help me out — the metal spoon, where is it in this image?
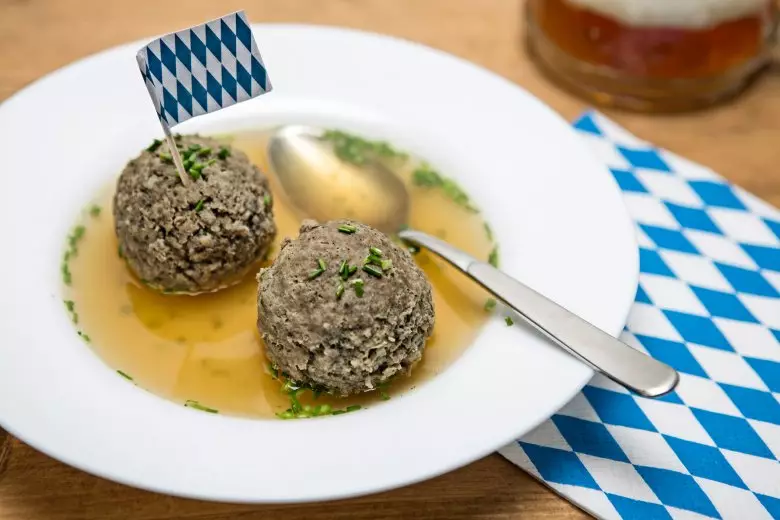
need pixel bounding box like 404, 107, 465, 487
399, 230, 679, 398
267, 125, 679, 398
267, 125, 409, 233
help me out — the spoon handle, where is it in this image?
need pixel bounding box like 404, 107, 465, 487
398, 230, 679, 398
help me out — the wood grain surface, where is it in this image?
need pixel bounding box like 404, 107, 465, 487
0, 1, 777, 519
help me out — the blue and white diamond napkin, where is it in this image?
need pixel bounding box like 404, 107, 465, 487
500, 111, 780, 520
136, 10, 271, 130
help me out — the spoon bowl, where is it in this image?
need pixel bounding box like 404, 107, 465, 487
267, 125, 410, 233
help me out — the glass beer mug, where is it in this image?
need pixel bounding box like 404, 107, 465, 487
526, 0, 778, 111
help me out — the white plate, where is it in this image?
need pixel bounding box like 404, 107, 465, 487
0, 24, 637, 503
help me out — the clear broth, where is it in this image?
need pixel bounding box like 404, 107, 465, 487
65, 131, 494, 418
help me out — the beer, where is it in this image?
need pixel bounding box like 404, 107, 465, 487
526, 0, 777, 111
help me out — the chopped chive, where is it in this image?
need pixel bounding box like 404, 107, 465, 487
365, 254, 382, 267
380, 259, 393, 271
317, 258, 327, 271
338, 224, 357, 234
369, 246, 383, 257
484, 298, 497, 312
159, 152, 173, 164
197, 147, 212, 157
338, 260, 347, 275
146, 139, 163, 152
184, 399, 219, 413
117, 370, 133, 380
89, 205, 101, 218
194, 199, 204, 212
277, 410, 294, 419
336, 282, 345, 299
206, 158, 217, 166
118, 245, 124, 259
346, 405, 361, 412
308, 269, 324, 280
314, 404, 332, 415
218, 147, 231, 160
64, 300, 75, 312
488, 245, 499, 268
351, 278, 364, 297
484, 222, 494, 242
505, 316, 514, 326
363, 265, 383, 278
263, 194, 271, 208
182, 158, 194, 171
77, 331, 91, 342
188, 144, 202, 152
348, 265, 358, 275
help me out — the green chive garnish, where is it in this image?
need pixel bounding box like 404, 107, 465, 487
365, 254, 382, 267
263, 194, 271, 208
197, 147, 212, 157
484, 222, 494, 242
336, 282, 345, 299
338, 260, 347, 275
182, 158, 194, 171
484, 298, 497, 312
314, 404, 332, 415
363, 265, 383, 278
89, 205, 101, 218
184, 400, 218, 414
218, 147, 231, 160
64, 300, 75, 312
369, 247, 383, 257
488, 245, 499, 268
188, 144, 202, 152
206, 158, 217, 166
194, 199, 204, 212
338, 224, 357, 234
317, 258, 327, 271
159, 152, 173, 164
146, 139, 163, 152
505, 316, 514, 326
308, 269, 324, 280
380, 259, 393, 271
78, 332, 91, 342
117, 370, 133, 380
352, 278, 364, 297
348, 265, 358, 275
346, 405, 361, 412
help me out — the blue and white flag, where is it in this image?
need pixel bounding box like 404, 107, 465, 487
136, 10, 272, 130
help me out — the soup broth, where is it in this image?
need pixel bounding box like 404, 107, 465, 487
64, 130, 495, 419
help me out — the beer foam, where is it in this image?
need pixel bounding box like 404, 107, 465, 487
566, 0, 769, 28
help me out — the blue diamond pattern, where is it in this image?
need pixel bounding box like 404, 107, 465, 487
689, 181, 747, 210
502, 112, 780, 520
573, 113, 603, 135
582, 386, 656, 431
635, 335, 707, 377
137, 11, 271, 129
744, 357, 780, 393
691, 408, 774, 459
618, 146, 672, 172
756, 494, 780, 519
741, 244, 780, 272
665, 202, 722, 234
607, 494, 672, 520
690, 286, 758, 323
715, 263, 779, 298
519, 443, 599, 489
663, 310, 733, 351
664, 436, 747, 489
635, 285, 652, 304
636, 466, 721, 518
720, 383, 780, 425
552, 415, 629, 462
639, 248, 675, 277
611, 168, 648, 193
640, 225, 700, 254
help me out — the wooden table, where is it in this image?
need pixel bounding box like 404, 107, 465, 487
0, 1, 777, 518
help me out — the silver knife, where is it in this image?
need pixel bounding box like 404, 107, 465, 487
399, 229, 679, 398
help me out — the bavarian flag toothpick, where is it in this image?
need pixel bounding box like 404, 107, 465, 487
136, 10, 272, 183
